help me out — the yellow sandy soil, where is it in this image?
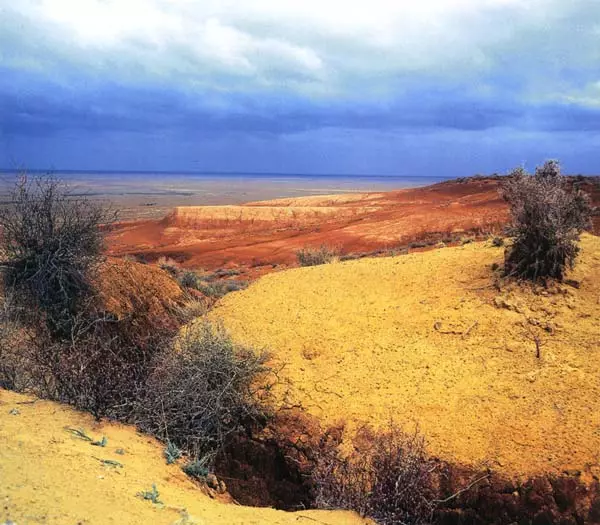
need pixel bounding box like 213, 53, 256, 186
210, 234, 600, 480
0, 389, 366, 525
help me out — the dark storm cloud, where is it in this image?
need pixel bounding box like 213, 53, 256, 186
2, 0, 600, 174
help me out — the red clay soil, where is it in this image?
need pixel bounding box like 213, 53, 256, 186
106, 177, 600, 273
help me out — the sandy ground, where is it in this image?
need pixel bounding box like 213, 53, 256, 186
209, 234, 600, 481
0, 389, 367, 525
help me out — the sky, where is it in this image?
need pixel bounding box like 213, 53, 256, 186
1, 0, 600, 176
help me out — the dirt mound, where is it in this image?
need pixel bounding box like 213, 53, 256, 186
95, 257, 184, 320
0, 388, 367, 525
209, 234, 600, 481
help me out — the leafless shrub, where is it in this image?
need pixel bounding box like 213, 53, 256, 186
21, 298, 177, 419
296, 245, 339, 267
137, 321, 274, 462
0, 174, 178, 418
0, 288, 35, 391
312, 424, 438, 525
0, 174, 115, 336
501, 161, 592, 281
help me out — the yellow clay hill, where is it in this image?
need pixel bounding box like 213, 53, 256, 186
0, 389, 366, 525
210, 234, 600, 480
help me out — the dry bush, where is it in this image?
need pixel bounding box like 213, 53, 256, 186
501, 161, 591, 281
312, 424, 438, 525
0, 288, 36, 391
0, 174, 178, 418
296, 245, 339, 267
137, 321, 273, 462
178, 270, 200, 289
0, 174, 115, 336
32, 304, 176, 419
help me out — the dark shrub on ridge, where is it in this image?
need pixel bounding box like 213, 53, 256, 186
501, 160, 591, 281
0, 175, 114, 337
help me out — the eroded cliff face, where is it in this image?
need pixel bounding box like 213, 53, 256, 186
106, 178, 512, 270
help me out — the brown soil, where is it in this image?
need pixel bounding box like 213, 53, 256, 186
95, 257, 184, 319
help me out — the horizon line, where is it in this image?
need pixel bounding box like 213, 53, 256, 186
0, 167, 447, 179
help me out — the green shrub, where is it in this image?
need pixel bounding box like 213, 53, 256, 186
196, 280, 248, 298
183, 457, 210, 479
164, 441, 182, 465
178, 270, 200, 289
138, 484, 162, 504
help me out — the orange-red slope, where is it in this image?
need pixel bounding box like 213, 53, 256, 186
106, 177, 598, 271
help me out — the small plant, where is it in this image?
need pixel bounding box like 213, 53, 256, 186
138, 484, 162, 504
65, 427, 93, 442
95, 457, 123, 468
91, 436, 108, 447
196, 280, 249, 298
296, 245, 339, 266
183, 458, 210, 480
164, 441, 182, 465
501, 160, 592, 281
178, 271, 200, 289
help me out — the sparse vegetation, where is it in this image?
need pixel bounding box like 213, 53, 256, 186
312, 424, 437, 525
0, 175, 114, 337
183, 458, 210, 480
196, 279, 249, 298
157, 256, 180, 276
179, 270, 200, 289
137, 321, 273, 462
501, 160, 592, 281
164, 441, 182, 465
0, 175, 268, 469
138, 484, 162, 504
296, 245, 339, 266
175, 268, 248, 298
